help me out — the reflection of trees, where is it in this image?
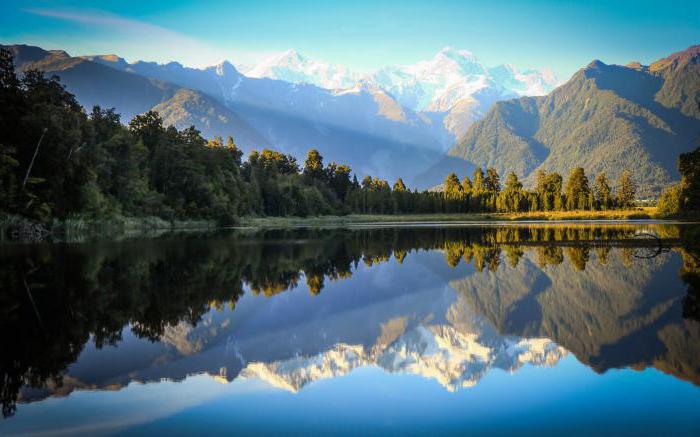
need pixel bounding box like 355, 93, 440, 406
0, 223, 696, 417
537, 246, 564, 268
451, 235, 700, 387
565, 246, 590, 271
679, 227, 700, 323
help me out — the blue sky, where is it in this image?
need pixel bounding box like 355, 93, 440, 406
1, 0, 698, 79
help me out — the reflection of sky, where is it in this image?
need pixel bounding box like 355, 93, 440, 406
4, 358, 700, 436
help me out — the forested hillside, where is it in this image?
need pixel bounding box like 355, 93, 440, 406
447, 45, 700, 197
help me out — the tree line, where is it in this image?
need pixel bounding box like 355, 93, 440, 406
349, 166, 638, 215
1, 48, 697, 226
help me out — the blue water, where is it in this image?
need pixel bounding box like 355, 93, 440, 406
1, 225, 699, 435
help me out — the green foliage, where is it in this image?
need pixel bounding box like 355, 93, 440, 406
444, 172, 462, 193
594, 172, 612, 210
303, 149, 324, 181
393, 177, 407, 192
617, 170, 637, 208
486, 167, 501, 193
565, 168, 591, 210
679, 146, 700, 211
658, 184, 683, 215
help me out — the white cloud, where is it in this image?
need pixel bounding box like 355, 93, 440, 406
24, 7, 271, 68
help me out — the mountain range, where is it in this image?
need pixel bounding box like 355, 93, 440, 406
2, 43, 557, 188
241, 47, 560, 140
3, 43, 698, 195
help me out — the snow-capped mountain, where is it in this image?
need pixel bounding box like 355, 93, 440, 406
243, 49, 360, 89
240, 330, 565, 393
240, 304, 566, 393
245, 46, 560, 113
242, 46, 559, 144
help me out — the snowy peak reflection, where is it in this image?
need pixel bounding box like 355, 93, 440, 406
238, 295, 566, 392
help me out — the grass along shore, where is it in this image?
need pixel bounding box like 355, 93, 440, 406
5, 207, 698, 241
238, 207, 690, 227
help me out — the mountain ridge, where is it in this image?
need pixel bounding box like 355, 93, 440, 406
444, 45, 700, 196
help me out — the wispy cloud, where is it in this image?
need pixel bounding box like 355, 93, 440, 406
23, 7, 271, 68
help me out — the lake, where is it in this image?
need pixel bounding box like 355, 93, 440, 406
1, 223, 699, 436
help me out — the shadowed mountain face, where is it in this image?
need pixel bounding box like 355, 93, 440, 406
445, 45, 700, 196
2, 44, 268, 150
1, 224, 699, 419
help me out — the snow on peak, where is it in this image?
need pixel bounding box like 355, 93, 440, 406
436, 46, 479, 67
370, 47, 559, 112
242, 47, 560, 115
200, 59, 241, 78
238, 305, 567, 393
245, 49, 360, 89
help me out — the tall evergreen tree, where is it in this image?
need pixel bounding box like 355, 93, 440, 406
393, 178, 407, 192
485, 167, 501, 193
444, 172, 462, 193
461, 175, 472, 193
565, 168, 590, 210
617, 170, 637, 207
303, 149, 325, 181
472, 168, 486, 193
504, 172, 523, 191
594, 172, 612, 210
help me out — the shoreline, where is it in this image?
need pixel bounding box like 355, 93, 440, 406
237, 208, 700, 228
3, 209, 700, 243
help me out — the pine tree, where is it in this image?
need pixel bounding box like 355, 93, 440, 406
504, 172, 523, 191
303, 149, 324, 181
393, 177, 407, 192
594, 172, 611, 210
565, 168, 590, 210
472, 168, 486, 194
444, 172, 462, 193
461, 175, 472, 193
617, 170, 637, 208
486, 167, 501, 193
225, 135, 243, 165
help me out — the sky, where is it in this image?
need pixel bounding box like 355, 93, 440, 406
1, 0, 699, 80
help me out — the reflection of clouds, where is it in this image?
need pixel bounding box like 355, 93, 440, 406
4, 376, 240, 436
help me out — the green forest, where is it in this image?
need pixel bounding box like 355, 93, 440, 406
1, 49, 698, 231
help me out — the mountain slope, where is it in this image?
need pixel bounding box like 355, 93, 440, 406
446, 45, 700, 197
5, 44, 178, 121
651, 45, 700, 118
80, 50, 451, 184
152, 89, 268, 146
3, 44, 268, 148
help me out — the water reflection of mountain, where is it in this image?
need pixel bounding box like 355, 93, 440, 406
1, 225, 698, 417
451, 245, 700, 385
238, 294, 566, 393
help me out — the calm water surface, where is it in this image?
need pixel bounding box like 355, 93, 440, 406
1, 224, 699, 436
